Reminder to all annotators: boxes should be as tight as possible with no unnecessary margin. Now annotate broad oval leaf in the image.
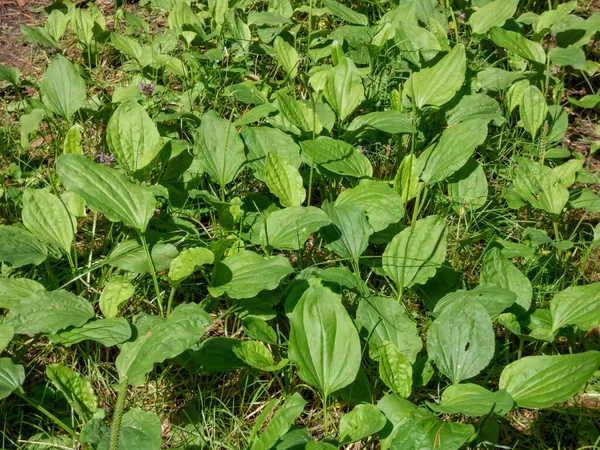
[301,137,373,178]
[116,303,211,385]
[233,340,288,372]
[405,44,466,109]
[489,27,546,64]
[273,36,299,79]
[469,0,520,34]
[275,92,322,135]
[210,251,294,299]
[322,0,368,25]
[321,202,373,260]
[49,317,132,347]
[499,351,600,409]
[324,57,365,123]
[99,276,135,318]
[355,296,422,363]
[0,278,46,309]
[382,215,447,289]
[260,206,331,251]
[339,404,387,444]
[22,189,75,254]
[520,85,548,139]
[418,119,488,184]
[429,384,514,416]
[289,285,361,397]
[5,290,95,335]
[513,157,568,218]
[0,324,14,353]
[0,358,25,400]
[106,101,162,172]
[265,152,306,207]
[378,341,412,399]
[480,247,532,312]
[106,240,178,274]
[40,55,86,121]
[46,364,98,422]
[242,126,301,181]
[433,285,516,317]
[168,247,214,285]
[447,158,489,213]
[57,154,156,232]
[193,110,245,187]
[427,299,495,384]
[119,409,162,450]
[0,226,48,268]
[551,283,600,332]
[335,180,404,232]
[251,393,307,450]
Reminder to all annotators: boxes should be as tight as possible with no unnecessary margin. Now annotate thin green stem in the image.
[166,285,177,317]
[110,380,128,450]
[138,232,164,316]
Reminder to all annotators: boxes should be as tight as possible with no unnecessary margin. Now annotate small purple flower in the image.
[98,153,115,166]
[457,11,466,22]
[358,145,369,155]
[139,81,155,96]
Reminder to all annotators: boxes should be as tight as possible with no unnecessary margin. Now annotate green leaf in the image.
[64,125,83,154]
[46,364,97,422]
[520,85,548,139]
[22,189,75,254]
[405,44,466,109]
[382,215,447,289]
[446,94,505,127]
[242,316,278,344]
[569,188,600,213]
[433,286,516,317]
[289,285,361,397]
[106,101,162,172]
[0,225,48,268]
[49,317,132,347]
[6,290,95,335]
[0,278,46,309]
[107,240,178,274]
[0,324,14,353]
[394,154,422,203]
[427,299,495,384]
[40,55,86,121]
[548,45,586,69]
[468,0,519,34]
[168,0,202,45]
[551,283,600,331]
[324,57,365,123]
[553,159,584,188]
[321,201,373,260]
[0,64,19,86]
[20,25,61,50]
[489,27,546,64]
[57,154,156,232]
[480,247,532,311]
[260,206,331,251]
[395,22,441,65]
[301,137,373,178]
[499,351,600,409]
[193,110,246,187]
[356,296,422,363]
[0,358,25,400]
[116,303,211,385]
[99,276,134,318]
[19,108,45,150]
[110,33,148,65]
[242,126,301,181]
[378,341,412,398]
[251,393,306,450]
[168,247,214,285]
[447,159,489,213]
[264,153,306,207]
[335,180,404,232]
[118,409,162,450]
[429,384,514,416]
[210,251,294,299]
[275,92,322,134]
[346,110,414,136]
[513,157,568,217]
[533,1,577,35]
[273,36,298,79]
[418,119,488,184]
[322,0,368,26]
[568,94,600,109]
[339,404,387,444]
[225,9,251,52]
[232,340,288,372]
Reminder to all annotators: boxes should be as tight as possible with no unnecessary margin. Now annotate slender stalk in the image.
[138,232,164,316]
[87,212,98,284]
[110,380,128,450]
[166,285,177,317]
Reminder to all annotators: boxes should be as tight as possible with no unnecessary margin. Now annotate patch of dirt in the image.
[0,1,49,75]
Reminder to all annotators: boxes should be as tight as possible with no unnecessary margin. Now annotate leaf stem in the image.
[166,285,177,317]
[110,380,128,450]
[138,232,164,317]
